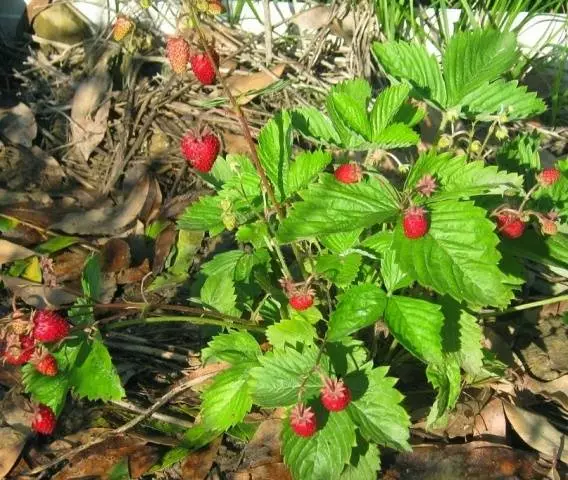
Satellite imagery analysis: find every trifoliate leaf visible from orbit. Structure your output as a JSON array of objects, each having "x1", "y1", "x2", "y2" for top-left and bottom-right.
[
  {"x1": 201, "y1": 363, "x2": 254, "y2": 432},
  {"x1": 68, "y1": 337, "x2": 125, "y2": 401},
  {"x1": 178, "y1": 195, "x2": 225, "y2": 235},
  {"x1": 443, "y1": 29, "x2": 517, "y2": 107},
  {"x1": 320, "y1": 229, "x2": 362, "y2": 254},
  {"x1": 201, "y1": 331, "x2": 261, "y2": 365},
  {"x1": 339, "y1": 435, "x2": 380, "y2": 480},
  {"x1": 200, "y1": 272, "x2": 239, "y2": 316},
  {"x1": 278, "y1": 174, "x2": 400, "y2": 242},
  {"x1": 315, "y1": 253, "x2": 362, "y2": 288},
  {"x1": 371, "y1": 84, "x2": 411, "y2": 138},
  {"x1": 266, "y1": 318, "x2": 317, "y2": 349},
  {"x1": 257, "y1": 111, "x2": 292, "y2": 201},
  {"x1": 250, "y1": 346, "x2": 321, "y2": 407},
  {"x1": 327, "y1": 284, "x2": 387, "y2": 341},
  {"x1": 373, "y1": 41, "x2": 446, "y2": 106},
  {"x1": 393, "y1": 200, "x2": 514, "y2": 307},
  {"x1": 384, "y1": 295, "x2": 444, "y2": 364},
  {"x1": 287, "y1": 150, "x2": 333, "y2": 194},
  {"x1": 282, "y1": 407, "x2": 356, "y2": 480},
  {"x1": 461, "y1": 79, "x2": 546, "y2": 120},
  {"x1": 291, "y1": 107, "x2": 341, "y2": 145},
  {"x1": 346, "y1": 365, "x2": 411, "y2": 451},
  {"x1": 440, "y1": 297, "x2": 484, "y2": 375},
  {"x1": 426, "y1": 358, "x2": 462, "y2": 427}
]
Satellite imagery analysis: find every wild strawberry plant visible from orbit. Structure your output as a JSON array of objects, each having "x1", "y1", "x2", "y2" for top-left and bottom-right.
[{"x1": 173, "y1": 27, "x2": 567, "y2": 478}]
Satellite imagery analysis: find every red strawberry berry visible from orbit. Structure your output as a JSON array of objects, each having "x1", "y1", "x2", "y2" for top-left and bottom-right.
[
  {"x1": 32, "y1": 310, "x2": 70, "y2": 343},
  {"x1": 538, "y1": 167, "x2": 561, "y2": 187},
  {"x1": 334, "y1": 163, "x2": 362, "y2": 184},
  {"x1": 112, "y1": 15, "x2": 134, "y2": 41},
  {"x1": 181, "y1": 131, "x2": 220, "y2": 172},
  {"x1": 289, "y1": 404, "x2": 316, "y2": 437},
  {"x1": 166, "y1": 36, "x2": 190, "y2": 74},
  {"x1": 402, "y1": 206, "x2": 429, "y2": 239},
  {"x1": 497, "y1": 213, "x2": 526, "y2": 239},
  {"x1": 190, "y1": 50, "x2": 218, "y2": 85},
  {"x1": 289, "y1": 293, "x2": 314, "y2": 311},
  {"x1": 32, "y1": 404, "x2": 56, "y2": 435},
  {"x1": 35, "y1": 353, "x2": 58, "y2": 376},
  {"x1": 320, "y1": 377, "x2": 351, "y2": 412},
  {"x1": 3, "y1": 335, "x2": 35, "y2": 365}
]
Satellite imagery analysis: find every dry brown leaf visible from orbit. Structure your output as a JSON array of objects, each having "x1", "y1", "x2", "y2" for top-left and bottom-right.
[
  {"x1": 116, "y1": 258, "x2": 150, "y2": 285},
  {"x1": 0, "y1": 392, "x2": 33, "y2": 478},
  {"x1": 473, "y1": 398, "x2": 507, "y2": 439},
  {"x1": 0, "y1": 275, "x2": 77, "y2": 308},
  {"x1": 223, "y1": 132, "x2": 251, "y2": 155},
  {"x1": 522, "y1": 375, "x2": 568, "y2": 411},
  {"x1": 52, "y1": 250, "x2": 88, "y2": 282},
  {"x1": 226, "y1": 64, "x2": 286, "y2": 106},
  {"x1": 70, "y1": 75, "x2": 111, "y2": 161},
  {"x1": 234, "y1": 463, "x2": 292, "y2": 480},
  {"x1": 52, "y1": 435, "x2": 159, "y2": 480},
  {"x1": 290, "y1": 6, "x2": 333, "y2": 30},
  {"x1": 101, "y1": 238, "x2": 131, "y2": 273},
  {"x1": 51, "y1": 176, "x2": 150, "y2": 235},
  {"x1": 0, "y1": 240, "x2": 36, "y2": 266},
  {"x1": 0, "y1": 102, "x2": 37, "y2": 147},
  {"x1": 240, "y1": 419, "x2": 283, "y2": 469},
  {"x1": 181, "y1": 436, "x2": 222, "y2": 479},
  {"x1": 503, "y1": 402, "x2": 568, "y2": 463},
  {"x1": 152, "y1": 223, "x2": 176, "y2": 275}
]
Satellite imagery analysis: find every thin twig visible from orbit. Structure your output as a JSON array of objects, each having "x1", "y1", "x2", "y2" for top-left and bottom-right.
[
  {"x1": 478, "y1": 293, "x2": 568, "y2": 318},
  {"x1": 262, "y1": 0, "x2": 273, "y2": 65}
]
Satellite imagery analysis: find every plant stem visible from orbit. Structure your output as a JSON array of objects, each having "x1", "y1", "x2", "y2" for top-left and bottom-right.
[
  {"x1": 104, "y1": 315, "x2": 266, "y2": 333},
  {"x1": 479, "y1": 294, "x2": 568, "y2": 318}
]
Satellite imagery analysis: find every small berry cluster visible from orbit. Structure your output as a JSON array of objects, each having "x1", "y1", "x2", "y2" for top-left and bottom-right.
[
  {"x1": 1, "y1": 310, "x2": 70, "y2": 377},
  {"x1": 290, "y1": 377, "x2": 351, "y2": 437},
  {"x1": 280, "y1": 278, "x2": 315, "y2": 312}
]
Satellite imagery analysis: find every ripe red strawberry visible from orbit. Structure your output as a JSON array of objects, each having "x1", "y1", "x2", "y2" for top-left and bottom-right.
[
  {"x1": 32, "y1": 404, "x2": 56, "y2": 435},
  {"x1": 541, "y1": 219, "x2": 557, "y2": 236},
  {"x1": 538, "y1": 167, "x2": 561, "y2": 186},
  {"x1": 497, "y1": 213, "x2": 526, "y2": 239},
  {"x1": 289, "y1": 404, "x2": 316, "y2": 437},
  {"x1": 181, "y1": 131, "x2": 220, "y2": 172},
  {"x1": 289, "y1": 293, "x2": 314, "y2": 311},
  {"x1": 320, "y1": 377, "x2": 351, "y2": 412},
  {"x1": 112, "y1": 15, "x2": 134, "y2": 41},
  {"x1": 402, "y1": 206, "x2": 429, "y2": 239},
  {"x1": 35, "y1": 353, "x2": 58, "y2": 376},
  {"x1": 190, "y1": 50, "x2": 218, "y2": 85},
  {"x1": 3, "y1": 335, "x2": 34, "y2": 365},
  {"x1": 32, "y1": 310, "x2": 70, "y2": 343},
  {"x1": 334, "y1": 163, "x2": 362, "y2": 184},
  {"x1": 166, "y1": 36, "x2": 190, "y2": 74}
]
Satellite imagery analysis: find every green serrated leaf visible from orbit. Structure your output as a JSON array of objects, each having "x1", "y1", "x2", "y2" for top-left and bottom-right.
[
  {"x1": 251, "y1": 346, "x2": 321, "y2": 407},
  {"x1": 393, "y1": 200, "x2": 514, "y2": 307},
  {"x1": 371, "y1": 84, "x2": 411, "y2": 138},
  {"x1": 287, "y1": 150, "x2": 332, "y2": 195},
  {"x1": 291, "y1": 107, "x2": 341, "y2": 145},
  {"x1": 201, "y1": 250, "x2": 246, "y2": 277},
  {"x1": 69, "y1": 337, "x2": 125, "y2": 401},
  {"x1": 426, "y1": 358, "x2": 462, "y2": 427},
  {"x1": 346, "y1": 366, "x2": 410, "y2": 451},
  {"x1": 373, "y1": 41, "x2": 446, "y2": 106},
  {"x1": 340, "y1": 436, "x2": 380, "y2": 480},
  {"x1": 82, "y1": 254, "x2": 102, "y2": 301},
  {"x1": 200, "y1": 273, "x2": 239, "y2": 316},
  {"x1": 290, "y1": 307, "x2": 323, "y2": 325},
  {"x1": 266, "y1": 318, "x2": 317, "y2": 349},
  {"x1": 178, "y1": 196, "x2": 225, "y2": 235},
  {"x1": 503, "y1": 230, "x2": 568, "y2": 270},
  {"x1": 320, "y1": 230, "x2": 362, "y2": 254},
  {"x1": 169, "y1": 230, "x2": 204, "y2": 276},
  {"x1": 393, "y1": 102, "x2": 427, "y2": 127},
  {"x1": 236, "y1": 221, "x2": 269, "y2": 249},
  {"x1": 68, "y1": 297, "x2": 94, "y2": 325},
  {"x1": 381, "y1": 250, "x2": 412, "y2": 293},
  {"x1": 282, "y1": 407, "x2": 356, "y2": 480},
  {"x1": 202, "y1": 331, "x2": 261, "y2": 365},
  {"x1": 35, "y1": 236, "x2": 80, "y2": 254},
  {"x1": 373, "y1": 123, "x2": 419, "y2": 148},
  {"x1": 201, "y1": 363, "x2": 254, "y2": 432},
  {"x1": 327, "y1": 285, "x2": 387, "y2": 341},
  {"x1": 385, "y1": 295, "x2": 444, "y2": 364},
  {"x1": 258, "y1": 111, "x2": 292, "y2": 201},
  {"x1": 327, "y1": 92, "x2": 372, "y2": 142},
  {"x1": 278, "y1": 174, "x2": 400, "y2": 243},
  {"x1": 496, "y1": 132, "x2": 541, "y2": 177},
  {"x1": 440, "y1": 297, "x2": 484, "y2": 375},
  {"x1": 315, "y1": 253, "x2": 362, "y2": 288},
  {"x1": 361, "y1": 231, "x2": 393, "y2": 255},
  {"x1": 443, "y1": 29, "x2": 517, "y2": 107}
]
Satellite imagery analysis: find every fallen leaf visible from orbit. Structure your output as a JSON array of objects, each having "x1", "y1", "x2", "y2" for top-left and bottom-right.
[
  {"x1": 239, "y1": 419, "x2": 283, "y2": 469},
  {"x1": 116, "y1": 259, "x2": 150, "y2": 285},
  {"x1": 503, "y1": 402, "x2": 568, "y2": 463},
  {"x1": 0, "y1": 275, "x2": 78, "y2": 308},
  {"x1": 52, "y1": 435, "x2": 159, "y2": 480},
  {"x1": 226, "y1": 64, "x2": 286, "y2": 105},
  {"x1": 473, "y1": 398, "x2": 507, "y2": 440},
  {"x1": 521, "y1": 375, "x2": 568, "y2": 411},
  {"x1": 52, "y1": 250, "x2": 89, "y2": 282},
  {"x1": 152, "y1": 223, "x2": 176, "y2": 275},
  {"x1": 32, "y1": 2, "x2": 90, "y2": 45},
  {"x1": 290, "y1": 6, "x2": 332, "y2": 30},
  {"x1": 70, "y1": 75, "x2": 111, "y2": 161},
  {"x1": 101, "y1": 238, "x2": 131, "y2": 273},
  {"x1": 182, "y1": 436, "x2": 222, "y2": 479},
  {"x1": 223, "y1": 132, "x2": 251, "y2": 155},
  {"x1": 51, "y1": 176, "x2": 150, "y2": 235},
  {"x1": 0, "y1": 102, "x2": 37, "y2": 147},
  {"x1": 234, "y1": 463, "x2": 292, "y2": 480},
  {"x1": 0, "y1": 240, "x2": 36, "y2": 266},
  {"x1": 0, "y1": 392, "x2": 33, "y2": 478}
]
